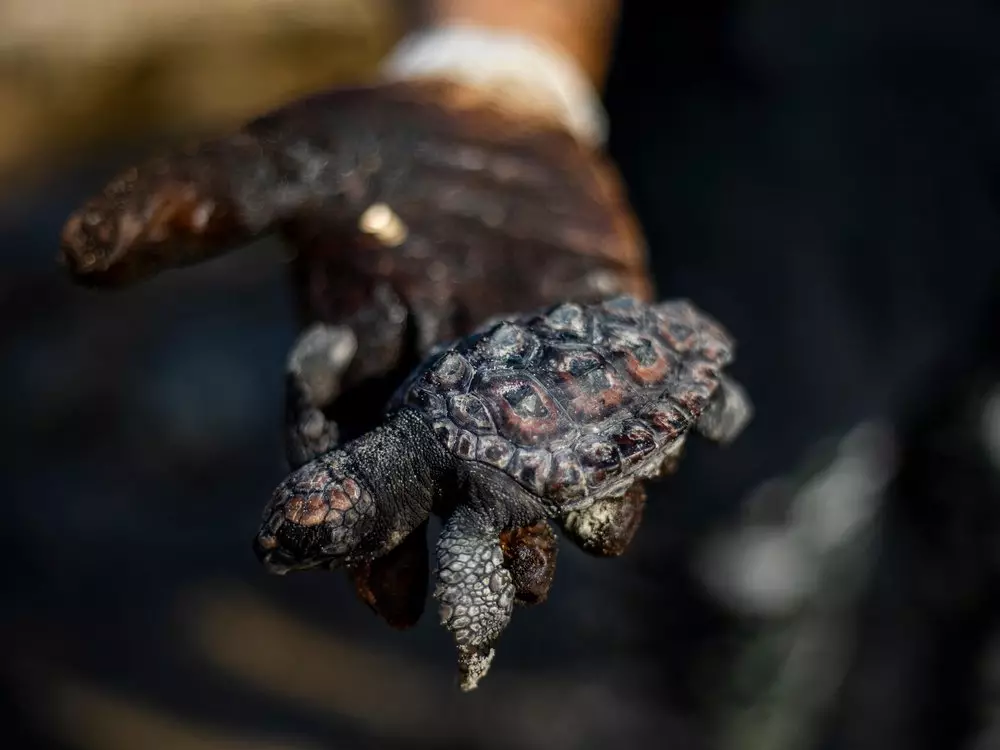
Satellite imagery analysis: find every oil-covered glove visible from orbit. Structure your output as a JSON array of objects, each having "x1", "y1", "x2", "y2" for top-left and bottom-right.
[{"x1": 60, "y1": 26, "x2": 652, "y2": 633}]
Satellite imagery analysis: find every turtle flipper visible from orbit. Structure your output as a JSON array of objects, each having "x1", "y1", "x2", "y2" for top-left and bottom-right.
[
  {"x1": 697, "y1": 374, "x2": 753, "y2": 444},
  {"x1": 435, "y1": 507, "x2": 515, "y2": 691},
  {"x1": 560, "y1": 483, "x2": 648, "y2": 557},
  {"x1": 284, "y1": 323, "x2": 358, "y2": 469}
]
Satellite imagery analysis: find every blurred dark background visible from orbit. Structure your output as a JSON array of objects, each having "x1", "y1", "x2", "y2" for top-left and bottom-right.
[{"x1": 3, "y1": 1, "x2": 1000, "y2": 749}]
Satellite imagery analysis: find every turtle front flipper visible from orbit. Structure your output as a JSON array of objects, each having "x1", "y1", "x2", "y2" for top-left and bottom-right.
[
  {"x1": 284, "y1": 323, "x2": 358, "y2": 469},
  {"x1": 60, "y1": 130, "x2": 304, "y2": 287},
  {"x1": 696, "y1": 374, "x2": 754, "y2": 444},
  {"x1": 434, "y1": 506, "x2": 516, "y2": 691}
]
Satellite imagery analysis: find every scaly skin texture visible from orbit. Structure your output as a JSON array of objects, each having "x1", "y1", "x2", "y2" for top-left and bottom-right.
[
  {"x1": 59, "y1": 78, "x2": 653, "y2": 631},
  {"x1": 254, "y1": 296, "x2": 752, "y2": 690}
]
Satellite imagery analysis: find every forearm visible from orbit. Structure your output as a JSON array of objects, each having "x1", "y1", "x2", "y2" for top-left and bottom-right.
[
  {"x1": 423, "y1": 0, "x2": 621, "y2": 87},
  {"x1": 384, "y1": 0, "x2": 621, "y2": 146}
]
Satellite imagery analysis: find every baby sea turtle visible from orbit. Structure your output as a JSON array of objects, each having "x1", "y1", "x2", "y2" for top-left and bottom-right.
[{"x1": 253, "y1": 295, "x2": 752, "y2": 690}]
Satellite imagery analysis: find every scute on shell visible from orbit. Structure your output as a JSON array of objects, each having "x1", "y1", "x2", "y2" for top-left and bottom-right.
[
  {"x1": 448, "y1": 393, "x2": 495, "y2": 434},
  {"x1": 533, "y1": 302, "x2": 591, "y2": 340}
]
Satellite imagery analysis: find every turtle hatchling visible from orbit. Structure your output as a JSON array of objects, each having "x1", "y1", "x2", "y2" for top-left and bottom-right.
[{"x1": 253, "y1": 295, "x2": 752, "y2": 690}]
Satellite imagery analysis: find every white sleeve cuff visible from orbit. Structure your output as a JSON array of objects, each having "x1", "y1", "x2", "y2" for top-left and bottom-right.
[{"x1": 380, "y1": 24, "x2": 609, "y2": 147}]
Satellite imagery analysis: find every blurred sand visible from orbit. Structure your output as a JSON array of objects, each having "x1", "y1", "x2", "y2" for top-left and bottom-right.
[{"x1": 0, "y1": 0, "x2": 403, "y2": 185}]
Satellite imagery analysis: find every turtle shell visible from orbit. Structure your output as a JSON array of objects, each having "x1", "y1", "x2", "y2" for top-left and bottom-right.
[{"x1": 390, "y1": 296, "x2": 735, "y2": 508}]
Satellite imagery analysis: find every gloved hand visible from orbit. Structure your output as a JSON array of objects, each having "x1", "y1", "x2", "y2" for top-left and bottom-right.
[{"x1": 60, "y1": 27, "x2": 653, "y2": 631}]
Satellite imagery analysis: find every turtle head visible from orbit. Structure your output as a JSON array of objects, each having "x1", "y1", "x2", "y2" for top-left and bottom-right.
[{"x1": 253, "y1": 450, "x2": 376, "y2": 574}]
